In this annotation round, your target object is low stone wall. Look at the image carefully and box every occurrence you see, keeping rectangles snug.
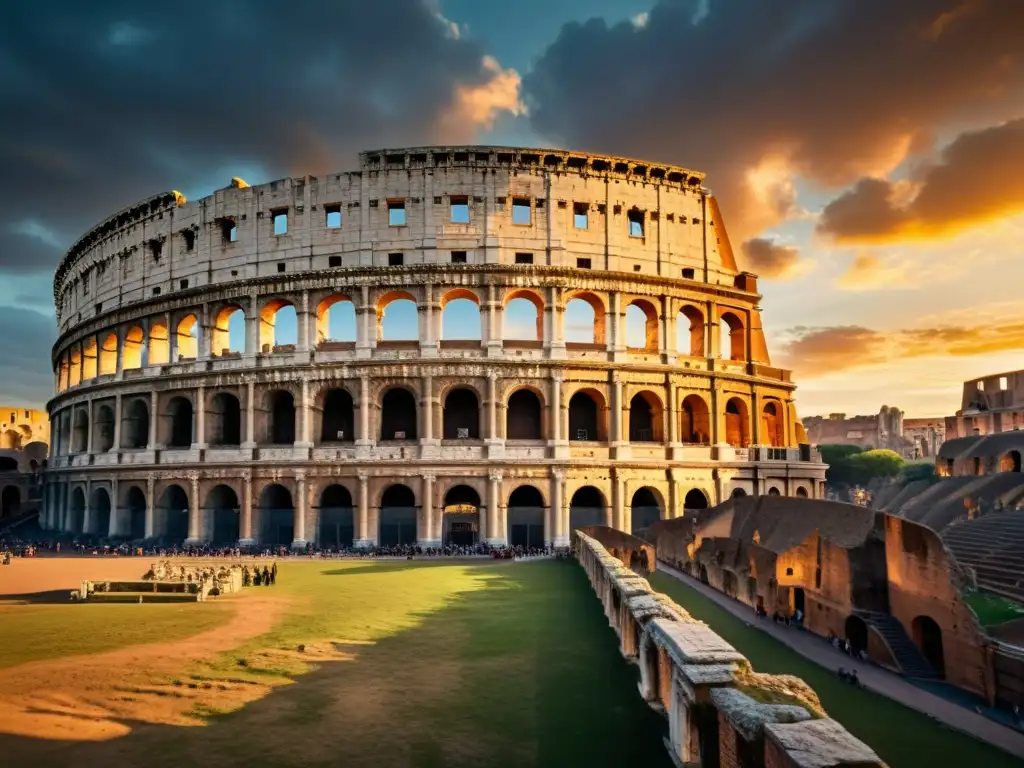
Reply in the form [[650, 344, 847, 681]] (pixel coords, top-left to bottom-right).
[[576, 525, 657, 574], [574, 530, 887, 767], [143, 561, 248, 597]]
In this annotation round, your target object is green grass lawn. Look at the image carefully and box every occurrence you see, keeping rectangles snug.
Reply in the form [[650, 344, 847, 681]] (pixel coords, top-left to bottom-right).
[[648, 571, 1021, 768], [964, 589, 1024, 627], [0, 602, 233, 669]]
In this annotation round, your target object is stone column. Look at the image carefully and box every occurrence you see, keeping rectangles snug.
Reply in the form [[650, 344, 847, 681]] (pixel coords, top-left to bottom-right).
[[612, 472, 625, 531], [186, 471, 202, 544], [357, 375, 372, 457], [421, 374, 434, 443], [112, 393, 122, 452], [148, 390, 158, 449], [296, 379, 313, 449], [193, 385, 206, 449], [356, 286, 374, 358], [487, 471, 504, 546], [85, 399, 94, 455], [486, 284, 502, 357], [198, 303, 211, 362], [296, 290, 310, 352], [661, 296, 675, 365], [545, 285, 566, 359], [245, 293, 259, 357], [420, 472, 439, 547], [550, 372, 568, 459], [82, 481, 92, 534], [355, 471, 371, 548], [108, 479, 119, 537], [243, 380, 257, 449], [292, 470, 307, 549], [239, 470, 254, 544], [145, 474, 155, 538], [551, 469, 566, 547], [611, 373, 629, 460]]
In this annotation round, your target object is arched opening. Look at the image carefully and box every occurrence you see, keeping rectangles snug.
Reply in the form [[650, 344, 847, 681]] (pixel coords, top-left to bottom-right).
[[677, 305, 705, 357], [148, 320, 170, 365], [206, 485, 240, 545], [504, 291, 543, 341], [156, 485, 189, 543], [795, 486, 809, 498], [442, 484, 480, 547], [630, 487, 662, 537], [768, 487, 781, 496], [570, 486, 607, 530], [641, 638, 660, 703], [125, 486, 146, 540], [629, 391, 663, 442], [845, 615, 869, 656], [319, 484, 354, 548], [440, 289, 482, 341], [625, 300, 658, 352], [1000, 450, 1022, 473], [320, 388, 355, 443], [380, 484, 417, 546], [0, 456, 18, 470], [725, 398, 750, 447], [507, 485, 545, 548], [377, 291, 418, 341], [98, 332, 118, 375], [679, 394, 711, 444], [57, 354, 69, 391], [720, 311, 745, 361], [121, 398, 150, 449], [443, 388, 480, 439], [208, 393, 241, 445], [506, 389, 543, 440], [762, 402, 783, 447], [82, 336, 98, 380], [94, 404, 115, 452], [71, 408, 89, 453], [69, 486, 86, 534], [211, 304, 245, 356], [1, 485, 20, 518], [165, 396, 194, 448], [267, 390, 296, 444], [122, 326, 144, 369], [912, 616, 945, 678], [175, 314, 199, 360], [732, 488, 748, 498], [380, 388, 417, 441], [90, 487, 111, 537], [259, 484, 294, 547], [260, 299, 297, 351], [684, 488, 709, 510], [315, 294, 356, 345], [569, 389, 605, 442], [564, 292, 605, 344], [699, 564, 709, 584], [68, 346, 83, 387], [0, 431, 20, 451]]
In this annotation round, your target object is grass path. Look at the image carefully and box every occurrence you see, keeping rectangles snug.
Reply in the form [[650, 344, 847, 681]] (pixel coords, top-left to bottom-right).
[[648, 571, 1022, 768]]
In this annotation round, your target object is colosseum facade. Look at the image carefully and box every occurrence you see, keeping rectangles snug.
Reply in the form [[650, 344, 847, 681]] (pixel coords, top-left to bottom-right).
[[42, 146, 826, 549]]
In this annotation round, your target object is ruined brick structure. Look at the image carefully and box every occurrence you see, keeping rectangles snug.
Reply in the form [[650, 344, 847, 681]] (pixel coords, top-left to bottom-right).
[[42, 146, 825, 548], [0, 407, 48, 523], [946, 369, 1024, 440]]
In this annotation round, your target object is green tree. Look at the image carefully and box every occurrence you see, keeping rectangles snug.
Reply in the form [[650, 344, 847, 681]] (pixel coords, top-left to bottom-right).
[[849, 449, 905, 485], [819, 444, 863, 487], [901, 461, 936, 484]]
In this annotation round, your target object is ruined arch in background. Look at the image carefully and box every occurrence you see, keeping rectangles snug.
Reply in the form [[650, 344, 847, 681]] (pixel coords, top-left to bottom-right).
[[912, 615, 945, 678], [121, 397, 150, 449], [175, 314, 199, 360], [155, 484, 189, 542], [443, 386, 481, 439], [205, 484, 240, 544], [164, 395, 194, 448], [506, 387, 544, 440], [677, 305, 705, 357], [380, 386, 417, 441], [720, 311, 745, 361], [89, 486, 111, 536], [680, 393, 711, 444], [98, 332, 118, 375], [440, 288, 482, 341], [266, 389, 295, 445], [320, 388, 355, 443], [148, 320, 169, 365], [122, 326, 145, 369], [208, 392, 241, 446], [507, 485, 545, 548], [762, 401, 784, 447], [376, 291, 418, 341], [81, 336, 98, 380], [724, 397, 750, 447], [570, 485, 607, 531], [564, 291, 605, 344], [503, 289, 543, 341], [211, 304, 245, 356], [93, 403, 115, 452], [316, 294, 356, 344], [318, 484, 354, 548], [625, 299, 658, 352], [259, 299, 296, 350], [380, 483, 417, 546], [569, 388, 606, 442], [629, 391, 664, 442], [259, 483, 294, 547], [683, 488, 709, 511], [630, 486, 663, 536]]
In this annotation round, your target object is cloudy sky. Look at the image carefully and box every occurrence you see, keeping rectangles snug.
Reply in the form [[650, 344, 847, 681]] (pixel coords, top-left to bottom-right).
[[2, 0, 1023, 418]]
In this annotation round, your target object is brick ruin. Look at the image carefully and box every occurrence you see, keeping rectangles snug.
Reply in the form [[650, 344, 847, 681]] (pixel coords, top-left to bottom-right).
[[574, 530, 885, 767]]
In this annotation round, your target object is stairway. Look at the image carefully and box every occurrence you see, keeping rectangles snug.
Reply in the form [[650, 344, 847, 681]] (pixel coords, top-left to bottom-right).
[[854, 610, 941, 679], [0, 510, 39, 538]]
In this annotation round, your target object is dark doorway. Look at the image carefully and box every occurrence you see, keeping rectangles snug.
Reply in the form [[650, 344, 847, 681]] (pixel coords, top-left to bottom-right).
[[122, 398, 149, 449], [269, 390, 295, 444], [125, 486, 146, 539], [319, 484, 354, 547], [260, 484, 294, 546], [443, 484, 480, 547], [912, 616, 945, 678], [628, 394, 655, 442], [845, 615, 869, 656], [380, 388, 417, 441], [630, 487, 661, 536], [443, 388, 480, 439], [94, 405, 115, 452], [90, 488, 111, 537], [507, 485, 544, 548], [321, 389, 355, 443], [570, 485, 606, 530], [167, 396, 193, 448], [569, 391, 600, 441], [683, 488, 709, 510], [1, 485, 20, 518], [506, 389, 542, 440], [158, 485, 189, 542], [793, 587, 806, 614], [210, 393, 241, 445], [207, 484, 240, 544], [69, 486, 86, 534], [380, 484, 417, 546]]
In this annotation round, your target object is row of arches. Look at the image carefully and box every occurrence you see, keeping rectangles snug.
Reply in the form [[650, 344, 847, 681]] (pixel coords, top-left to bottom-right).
[[56, 289, 751, 391]]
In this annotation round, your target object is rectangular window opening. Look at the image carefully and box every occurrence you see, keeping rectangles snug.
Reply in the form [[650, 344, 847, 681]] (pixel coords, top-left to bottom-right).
[[325, 204, 342, 229], [577, 257, 592, 269], [328, 255, 342, 267], [450, 196, 470, 224], [1000, 376, 1008, 390], [152, 286, 161, 296], [219, 218, 237, 243], [149, 239, 162, 261], [388, 200, 407, 226], [515, 252, 534, 265], [182, 230, 195, 252], [94, 302, 102, 314], [512, 197, 531, 225], [230, 270, 239, 277], [681, 267, 695, 279], [276, 262, 286, 273], [179, 279, 189, 290], [451, 251, 467, 264], [573, 202, 588, 229], [272, 210, 288, 236], [633, 264, 641, 272], [628, 209, 645, 238], [388, 252, 404, 266]]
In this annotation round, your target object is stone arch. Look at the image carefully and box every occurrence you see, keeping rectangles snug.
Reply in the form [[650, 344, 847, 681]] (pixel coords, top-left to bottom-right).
[[732, 488, 748, 498], [443, 386, 481, 440], [320, 387, 355, 443], [683, 488, 709, 510], [71, 407, 89, 453], [762, 401, 784, 447], [442, 483, 481, 547], [205, 484, 240, 544], [507, 484, 545, 548], [208, 392, 242, 446], [628, 390, 664, 442], [506, 387, 544, 440], [1000, 450, 1022, 473], [379, 483, 417, 546], [69, 486, 86, 534], [260, 298, 296, 351], [625, 299, 658, 352], [98, 332, 118, 376], [724, 397, 750, 447], [630, 486, 663, 535], [677, 305, 705, 357], [82, 336, 98, 380], [570, 485, 608, 530], [164, 395, 194, 448], [795, 486, 809, 498], [376, 290, 418, 341], [503, 289, 543, 341], [768, 487, 781, 496], [121, 397, 150, 449], [440, 288, 482, 341], [318, 483, 354, 548], [564, 291, 606, 344], [89, 486, 112, 536], [912, 615, 945, 678], [121, 485, 147, 540], [679, 393, 711, 444], [259, 483, 294, 547], [1, 485, 20, 518], [315, 293, 356, 344], [569, 387, 606, 442], [123, 325, 145, 369], [845, 615, 869, 656], [155, 484, 189, 542], [720, 311, 745, 361], [211, 303, 245, 356], [380, 386, 418, 441], [148, 320, 170, 365], [93, 403, 115, 452], [175, 313, 199, 360], [266, 389, 296, 445]]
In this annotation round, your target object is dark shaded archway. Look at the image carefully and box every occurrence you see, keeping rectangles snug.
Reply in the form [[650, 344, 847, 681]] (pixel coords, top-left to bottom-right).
[[209, 393, 241, 446], [507, 485, 545, 548], [506, 389, 543, 440], [1001, 450, 1022, 473], [259, 484, 294, 546], [443, 484, 480, 547], [71, 408, 89, 453], [630, 487, 661, 536], [380, 484, 417, 546], [683, 488, 709, 510], [268, 390, 295, 444], [380, 388, 417, 441], [94, 405, 115, 452], [629, 393, 662, 442], [845, 615, 869, 656], [166, 396, 193, 448], [679, 394, 711, 444], [768, 487, 781, 496], [321, 389, 355, 443], [795, 486, 809, 498], [68, 487, 86, 534], [569, 391, 601, 441], [156, 485, 189, 542], [125, 486, 146, 539], [121, 398, 149, 449], [443, 388, 480, 439], [319, 484, 354, 548], [1, 485, 20, 518], [912, 616, 945, 678], [570, 485, 607, 530], [90, 487, 111, 537], [732, 488, 747, 499], [206, 485, 240, 544]]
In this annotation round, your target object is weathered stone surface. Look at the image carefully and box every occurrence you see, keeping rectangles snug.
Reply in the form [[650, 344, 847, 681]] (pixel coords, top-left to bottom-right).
[[765, 719, 884, 767], [711, 687, 811, 741], [648, 616, 746, 666]]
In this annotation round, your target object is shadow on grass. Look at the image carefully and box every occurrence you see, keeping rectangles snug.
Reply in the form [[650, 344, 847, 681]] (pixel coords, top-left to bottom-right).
[[0, 589, 74, 604], [0, 561, 673, 768]]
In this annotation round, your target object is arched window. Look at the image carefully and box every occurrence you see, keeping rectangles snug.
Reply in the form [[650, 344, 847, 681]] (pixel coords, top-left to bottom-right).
[[377, 291, 418, 341], [316, 294, 356, 345], [569, 486, 607, 530], [506, 389, 543, 440], [683, 488, 709, 510], [380, 388, 417, 441], [165, 396, 194, 448], [321, 388, 355, 443], [68, 346, 82, 387], [260, 299, 297, 351], [720, 311, 745, 361], [630, 487, 662, 534], [680, 394, 711, 444], [678, 306, 705, 357], [625, 301, 657, 352], [569, 389, 604, 442], [82, 337, 98, 380], [443, 388, 480, 439], [725, 398, 750, 447], [175, 314, 198, 360], [259, 484, 294, 547], [71, 407, 89, 453], [564, 292, 605, 345], [89, 487, 111, 536], [149, 321, 170, 365], [629, 392, 663, 442], [504, 291, 543, 341], [93, 404, 115, 452], [267, 390, 295, 444], [211, 304, 245, 356], [121, 398, 149, 449], [441, 289, 482, 342], [507, 485, 545, 549], [209, 393, 241, 446], [319, 484, 354, 548], [98, 333, 118, 375], [762, 402, 783, 447], [206, 484, 240, 544], [155, 484, 189, 542], [380, 484, 417, 546], [123, 326, 145, 369]]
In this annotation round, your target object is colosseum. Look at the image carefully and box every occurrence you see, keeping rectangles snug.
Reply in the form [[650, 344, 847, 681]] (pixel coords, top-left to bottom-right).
[[42, 145, 826, 549]]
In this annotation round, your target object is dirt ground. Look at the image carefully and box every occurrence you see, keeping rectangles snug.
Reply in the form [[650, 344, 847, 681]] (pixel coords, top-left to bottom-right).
[[0, 556, 286, 747]]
